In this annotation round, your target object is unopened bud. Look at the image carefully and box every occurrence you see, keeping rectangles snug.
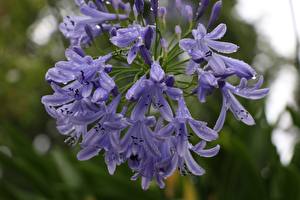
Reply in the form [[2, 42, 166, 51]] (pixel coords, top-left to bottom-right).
[[175, 25, 182, 39], [158, 7, 167, 19], [207, 1, 222, 28], [134, 0, 144, 14], [160, 38, 168, 52], [195, 0, 210, 20], [185, 5, 193, 22]]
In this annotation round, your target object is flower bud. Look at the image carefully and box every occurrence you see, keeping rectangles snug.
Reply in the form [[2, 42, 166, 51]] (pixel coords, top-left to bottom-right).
[[158, 7, 167, 19], [134, 0, 144, 14], [160, 38, 168, 52], [109, 27, 117, 37], [72, 46, 85, 57], [175, 25, 182, 39], [175, 0, 182, 10], [165, 75, 175, 87], [84, 24, 94, 42], [195, 0, 210, 20], [111, 0, 119, 10], [95, 0, 107, 12], [139, 45, 153, 66], [185, 5, 193, 22], [75, 0, 85, 6], [151, 0, 158, 17], [143, 26, 154, 50], [208, 1, 222, 28]]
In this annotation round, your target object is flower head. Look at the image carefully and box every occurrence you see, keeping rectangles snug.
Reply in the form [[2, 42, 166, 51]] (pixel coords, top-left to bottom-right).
[[42, 0, 269, 190], [42, 48, 116, 142]]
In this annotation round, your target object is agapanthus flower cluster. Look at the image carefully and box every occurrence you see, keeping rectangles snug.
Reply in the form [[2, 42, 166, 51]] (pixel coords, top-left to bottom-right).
[[42, 0, 268, 190]]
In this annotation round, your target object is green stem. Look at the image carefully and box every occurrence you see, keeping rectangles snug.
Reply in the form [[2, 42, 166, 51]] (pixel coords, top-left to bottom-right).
[[112, 55, 141, 69], [120, 83, 134, 94], [166, 23, 194, 59], [112, 69, 140, 77], [168, 35, 176, 49], [164, 50, 184, 67], [167, 58, 190, 70], [154, 19, 161, 60], [115, 73, 135, 83]]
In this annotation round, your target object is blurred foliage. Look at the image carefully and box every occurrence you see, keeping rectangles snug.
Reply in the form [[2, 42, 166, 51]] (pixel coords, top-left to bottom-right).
[[0, 0, 300, 200]]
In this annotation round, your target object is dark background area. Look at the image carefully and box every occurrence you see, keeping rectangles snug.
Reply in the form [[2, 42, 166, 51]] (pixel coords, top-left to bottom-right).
[[0, 0, 300, 199]]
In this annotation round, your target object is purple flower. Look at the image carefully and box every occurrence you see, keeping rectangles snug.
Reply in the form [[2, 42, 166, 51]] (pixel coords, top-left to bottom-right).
[[158, 98, 218, 141], [130, 154, 176, 190], [214, 77, 269, 131], [125, 63, 218, 185], [42, 48, 116, 141], [126, 62, 182, 121], [195, 70, 219, 103], [121, 116, 160, 165], [60, 16, 112, 47], [60, 0, 128, 46], [123, 117, 178, 190], [45, 48, 115, 100], [120, 113, 173, 190], [77, 95, 128, 174], [179, 21, 268, 130], [110, 24, 155, 64], [180, 23, 256, 79], [156, 98, 219, 176], [43, 92, 106, 145], [123, 95, 218, 189]]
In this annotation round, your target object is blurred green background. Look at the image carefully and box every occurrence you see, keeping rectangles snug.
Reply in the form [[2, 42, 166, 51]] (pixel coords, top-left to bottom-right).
[[0, 0, 300, 199]]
